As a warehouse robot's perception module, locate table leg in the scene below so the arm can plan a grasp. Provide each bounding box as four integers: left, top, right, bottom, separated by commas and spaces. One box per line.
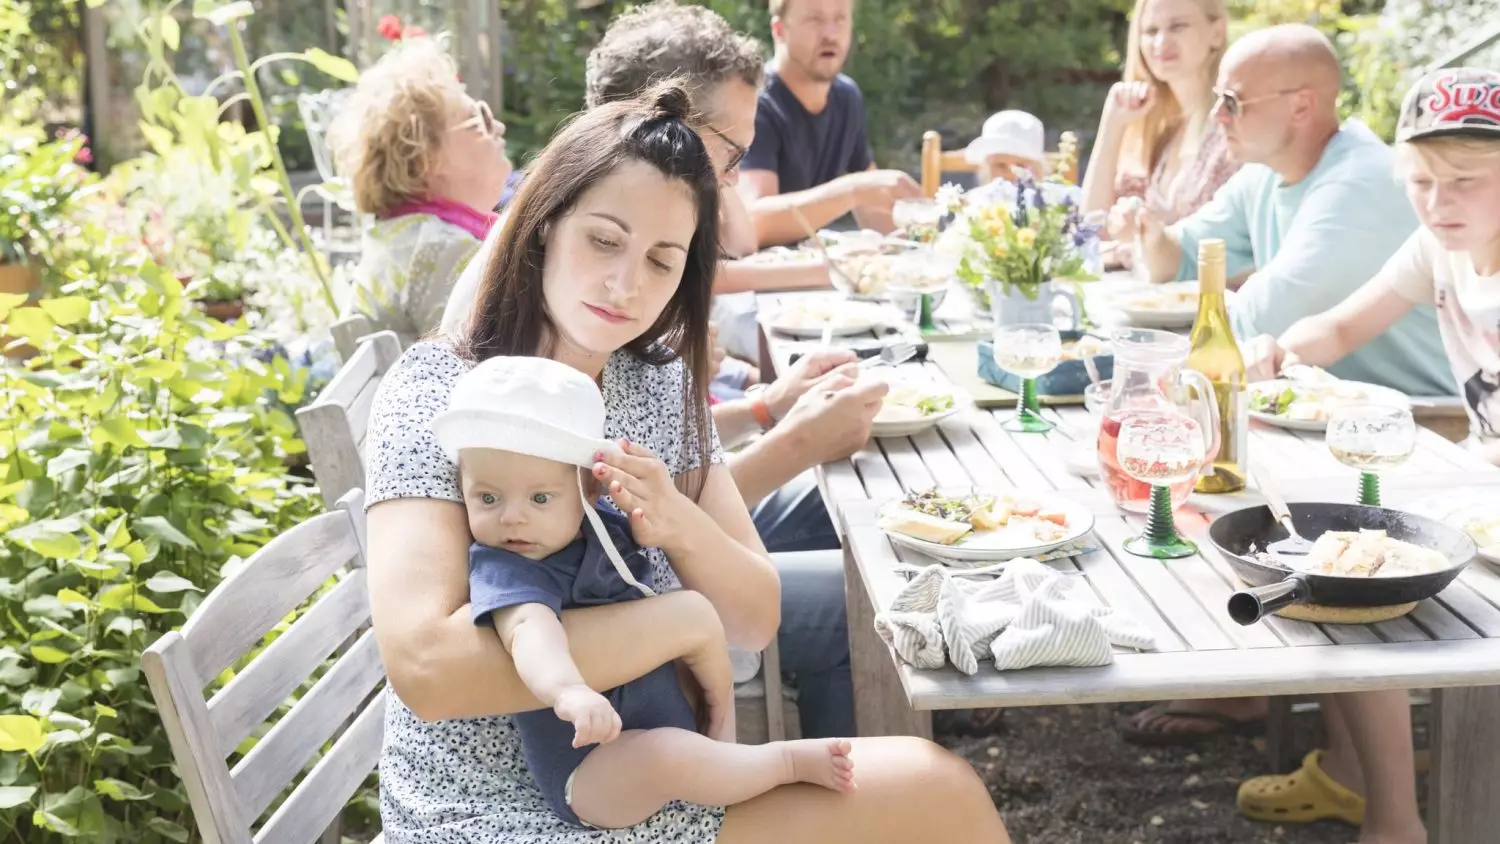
844, 543, 932, 740
756, 323, 778, 382
1429, 685, 1500, 843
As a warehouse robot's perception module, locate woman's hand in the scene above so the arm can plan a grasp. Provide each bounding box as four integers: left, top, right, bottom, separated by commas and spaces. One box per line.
594, 440, 710, 554
1105, 80, 1155, 127
708, 321, 728, 377
763, 347, 859, 419
1245, 334, 1291, 382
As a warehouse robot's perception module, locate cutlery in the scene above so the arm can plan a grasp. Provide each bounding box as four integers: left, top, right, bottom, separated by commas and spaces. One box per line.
859, 341, 919, 369
1253, 465, 1315, 557
789, 342, 928, 367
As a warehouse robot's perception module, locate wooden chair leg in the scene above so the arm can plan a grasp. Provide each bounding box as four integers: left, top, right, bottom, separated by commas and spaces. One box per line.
1265, 696, 1297, 771
762, 640, 786, 744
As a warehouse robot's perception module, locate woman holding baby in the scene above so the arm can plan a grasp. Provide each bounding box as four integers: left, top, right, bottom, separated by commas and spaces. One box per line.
361, 79, 1009, 842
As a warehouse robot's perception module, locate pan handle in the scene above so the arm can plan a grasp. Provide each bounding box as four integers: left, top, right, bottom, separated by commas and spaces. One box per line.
1228, 574, 1312, 626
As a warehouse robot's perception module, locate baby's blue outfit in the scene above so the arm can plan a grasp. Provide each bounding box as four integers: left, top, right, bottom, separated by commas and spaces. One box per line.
468, 505, 696, 828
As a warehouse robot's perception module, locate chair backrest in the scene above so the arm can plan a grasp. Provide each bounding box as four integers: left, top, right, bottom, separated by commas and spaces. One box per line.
329, 314, 376, 363
920, 130, 1079, 196
296, 89, 353, 185
143, 490, 381, 844
296, 331, 403, 508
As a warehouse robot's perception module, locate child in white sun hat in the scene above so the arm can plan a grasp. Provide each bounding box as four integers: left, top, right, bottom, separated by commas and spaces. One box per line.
433, 355, 855, 831
966, 110, 1048, 183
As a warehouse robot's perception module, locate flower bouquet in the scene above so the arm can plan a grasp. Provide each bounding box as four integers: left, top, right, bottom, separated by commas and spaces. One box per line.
935, 136, 1101, 313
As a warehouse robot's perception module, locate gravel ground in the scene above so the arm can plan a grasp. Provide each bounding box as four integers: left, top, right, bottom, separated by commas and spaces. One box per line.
942, 702, 1430, 844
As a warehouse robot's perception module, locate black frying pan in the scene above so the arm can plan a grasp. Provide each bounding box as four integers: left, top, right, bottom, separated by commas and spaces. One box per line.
1207, 503, 1476, 626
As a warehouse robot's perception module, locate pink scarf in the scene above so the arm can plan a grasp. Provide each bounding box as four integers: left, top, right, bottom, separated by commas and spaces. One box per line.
380, 196, 498, 240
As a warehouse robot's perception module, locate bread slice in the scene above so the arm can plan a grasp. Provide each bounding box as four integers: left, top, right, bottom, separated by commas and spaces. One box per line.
879, 508, 973, 545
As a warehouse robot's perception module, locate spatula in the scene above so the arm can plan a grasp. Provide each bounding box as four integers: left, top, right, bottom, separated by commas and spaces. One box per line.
1253, 466, 1314, 557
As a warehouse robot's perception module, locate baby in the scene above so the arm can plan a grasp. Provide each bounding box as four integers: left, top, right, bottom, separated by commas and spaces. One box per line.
432, 355, 855, 830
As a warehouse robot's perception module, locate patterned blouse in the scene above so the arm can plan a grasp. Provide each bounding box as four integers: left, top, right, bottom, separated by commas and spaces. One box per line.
1118, 121, 1238, 222
344, 214, 482, 348
365, 341, 727, 843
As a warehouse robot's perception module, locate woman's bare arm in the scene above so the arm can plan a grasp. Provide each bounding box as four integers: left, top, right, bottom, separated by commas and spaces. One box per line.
366, 497, 723, 722
666, 462, 781, 651
1081, 115, 1126, 215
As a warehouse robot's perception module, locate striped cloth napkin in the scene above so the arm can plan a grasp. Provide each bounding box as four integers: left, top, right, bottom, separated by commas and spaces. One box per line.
874, 559, 1157, 674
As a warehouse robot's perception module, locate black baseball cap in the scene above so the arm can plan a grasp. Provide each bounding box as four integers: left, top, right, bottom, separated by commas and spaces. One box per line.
1396, 67, 1500, 143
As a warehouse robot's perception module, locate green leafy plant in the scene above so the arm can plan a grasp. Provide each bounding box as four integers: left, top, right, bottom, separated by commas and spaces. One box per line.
0, 245, 322, 840
0, 131, 93, 278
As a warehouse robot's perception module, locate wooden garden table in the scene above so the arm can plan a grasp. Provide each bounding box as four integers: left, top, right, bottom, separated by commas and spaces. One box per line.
755, 288, 1500, 844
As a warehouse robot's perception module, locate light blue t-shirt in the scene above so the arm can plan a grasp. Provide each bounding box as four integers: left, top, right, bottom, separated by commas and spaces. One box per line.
1171, 120, 1455, 398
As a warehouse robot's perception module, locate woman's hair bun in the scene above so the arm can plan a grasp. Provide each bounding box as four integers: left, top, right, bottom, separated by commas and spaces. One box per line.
641, 79, 695, 123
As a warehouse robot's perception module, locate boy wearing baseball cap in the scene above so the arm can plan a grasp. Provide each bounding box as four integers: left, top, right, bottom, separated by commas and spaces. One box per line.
433, 356, 854, 831
1237, 68, 1500, 842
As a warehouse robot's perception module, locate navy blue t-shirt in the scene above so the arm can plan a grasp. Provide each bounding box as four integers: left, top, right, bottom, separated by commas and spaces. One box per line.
468, 506, 652, 625
743, 70, 874, 195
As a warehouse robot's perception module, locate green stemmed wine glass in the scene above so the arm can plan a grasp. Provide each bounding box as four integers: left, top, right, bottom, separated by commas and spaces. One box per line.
1118, 410, 1206, 559
1327, 404, 1416, 507
994, 322, 1062, 434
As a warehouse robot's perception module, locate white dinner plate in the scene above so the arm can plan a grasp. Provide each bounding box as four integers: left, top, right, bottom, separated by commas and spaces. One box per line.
877, 491, 1096, 562
871, 405, 960, 438
1115, 281, 1203, 329
1405, 494, 1500, 566
1247, 379, 1411, 432
767, 300, 891, 338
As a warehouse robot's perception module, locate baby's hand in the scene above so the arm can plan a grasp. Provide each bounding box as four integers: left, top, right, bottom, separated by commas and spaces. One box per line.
554, 686, 622, 748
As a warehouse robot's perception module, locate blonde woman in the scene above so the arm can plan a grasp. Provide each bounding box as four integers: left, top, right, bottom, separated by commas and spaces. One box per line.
1082, 0, 1236, 268
328, 37, 512, 347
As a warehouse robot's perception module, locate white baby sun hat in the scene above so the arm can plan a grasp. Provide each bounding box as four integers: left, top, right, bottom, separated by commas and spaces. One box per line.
433, 356, 653, 596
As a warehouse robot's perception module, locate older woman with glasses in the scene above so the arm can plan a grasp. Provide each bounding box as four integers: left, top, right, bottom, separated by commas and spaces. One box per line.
328, 37, 512, 347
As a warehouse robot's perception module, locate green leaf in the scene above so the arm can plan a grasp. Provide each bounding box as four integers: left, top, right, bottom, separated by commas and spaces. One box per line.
45, 448, 92, 478
29, 645, 70, 664
4, 306, 53, 342
303, 47, 359, 82
37, 296, 91, 326
95, 585, 167, 614
93, 417, 149, 449
102, 514, 130, 550
0, 786, 35, 810
145, 816, 190, 842
133, 516, 195, 549
6, 520, 83, 558
57, 588, 91, 608
144, 573, 200, 594
34, 786, 105, 837
95, 703, 117, 719
0, 714, 45, 753
195, 0, 254, 25
94, 778, 150, 802
22, 687, 61, 716
0, 292, 28, 320
160, 13, 180, 50
0, 660, 35, 688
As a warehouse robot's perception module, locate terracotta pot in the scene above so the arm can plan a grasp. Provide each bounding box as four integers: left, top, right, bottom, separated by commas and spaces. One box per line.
196, 298, 246, 321
0, 262, 40, 360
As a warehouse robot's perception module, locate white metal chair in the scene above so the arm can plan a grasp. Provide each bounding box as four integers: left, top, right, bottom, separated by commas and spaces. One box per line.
143, 490, 383, 844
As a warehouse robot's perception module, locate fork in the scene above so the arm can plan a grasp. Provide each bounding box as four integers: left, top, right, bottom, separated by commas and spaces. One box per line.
859, 341, 919, 369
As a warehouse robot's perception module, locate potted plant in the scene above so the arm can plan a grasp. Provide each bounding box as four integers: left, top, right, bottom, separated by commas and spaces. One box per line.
937, 136, 1101, 325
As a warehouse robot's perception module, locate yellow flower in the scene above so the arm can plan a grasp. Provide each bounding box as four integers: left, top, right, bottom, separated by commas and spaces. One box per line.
1016, 227, 1037, 248
985, 220, 1005, 239
989, 241, 1009, 259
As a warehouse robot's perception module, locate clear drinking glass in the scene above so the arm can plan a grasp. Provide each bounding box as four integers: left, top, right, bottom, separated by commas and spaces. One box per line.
993, 322, 1062, 433
1117, 410, 1207, 558
893, 198, 944, 244
1326, 404, 1416, 507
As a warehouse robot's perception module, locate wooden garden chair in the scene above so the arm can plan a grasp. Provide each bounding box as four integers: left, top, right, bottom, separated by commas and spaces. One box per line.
143, 489, 382, 844
296, 331, 799, 743
328, 314, 376, 363
920, 130, 1080, 197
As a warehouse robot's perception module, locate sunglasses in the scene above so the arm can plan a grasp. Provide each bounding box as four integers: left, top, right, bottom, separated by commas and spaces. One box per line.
706, 122, 749, 176
1212, 86, 1305, 118
454, 99, 499, 136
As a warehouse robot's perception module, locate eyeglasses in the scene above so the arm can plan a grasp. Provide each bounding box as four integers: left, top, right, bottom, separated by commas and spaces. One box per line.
453, 99, 499, 137
1212, 86, 1305, 118
705, 122, 749, 176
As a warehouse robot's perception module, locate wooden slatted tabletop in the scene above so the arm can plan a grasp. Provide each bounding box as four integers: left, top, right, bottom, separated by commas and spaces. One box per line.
755, 288, 1500, 844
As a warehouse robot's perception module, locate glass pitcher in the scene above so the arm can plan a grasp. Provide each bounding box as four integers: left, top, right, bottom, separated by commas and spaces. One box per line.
1096, 328, 1221, 514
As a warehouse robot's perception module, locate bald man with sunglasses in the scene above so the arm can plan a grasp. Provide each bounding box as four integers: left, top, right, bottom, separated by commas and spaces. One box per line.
1128, 23, 1452, 399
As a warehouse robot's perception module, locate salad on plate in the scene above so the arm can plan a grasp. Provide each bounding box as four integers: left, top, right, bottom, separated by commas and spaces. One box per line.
1249, 370, 1409, 427
876, 488, 1094, 560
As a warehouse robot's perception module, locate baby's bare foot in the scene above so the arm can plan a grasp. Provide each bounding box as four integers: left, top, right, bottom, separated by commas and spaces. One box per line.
783, 738, 856, 793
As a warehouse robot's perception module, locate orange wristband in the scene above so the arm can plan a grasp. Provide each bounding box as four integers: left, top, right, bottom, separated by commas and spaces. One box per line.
751, 397, 775, 431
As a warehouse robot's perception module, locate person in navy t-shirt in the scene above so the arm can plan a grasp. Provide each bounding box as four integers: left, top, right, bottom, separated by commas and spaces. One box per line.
737, 0, 923, 247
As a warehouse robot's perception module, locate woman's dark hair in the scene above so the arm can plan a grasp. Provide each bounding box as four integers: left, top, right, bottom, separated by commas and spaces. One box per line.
457, 81, 721, 499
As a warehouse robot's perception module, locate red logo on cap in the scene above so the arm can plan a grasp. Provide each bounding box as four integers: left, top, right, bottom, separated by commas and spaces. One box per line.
1425, 73, 1500, 126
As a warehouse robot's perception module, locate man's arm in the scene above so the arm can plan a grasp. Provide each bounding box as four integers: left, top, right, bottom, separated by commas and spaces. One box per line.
738, 169, 869, 247
852, 163, 897, 233
1228, 178, 1416, 341
715, 259, 831, 294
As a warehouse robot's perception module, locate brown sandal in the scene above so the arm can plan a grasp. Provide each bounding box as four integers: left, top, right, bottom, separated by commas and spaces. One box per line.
1118, 703, 1266, 746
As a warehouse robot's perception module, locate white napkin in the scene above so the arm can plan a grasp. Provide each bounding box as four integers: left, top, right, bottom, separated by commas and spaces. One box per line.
874, 559, 1156, 674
